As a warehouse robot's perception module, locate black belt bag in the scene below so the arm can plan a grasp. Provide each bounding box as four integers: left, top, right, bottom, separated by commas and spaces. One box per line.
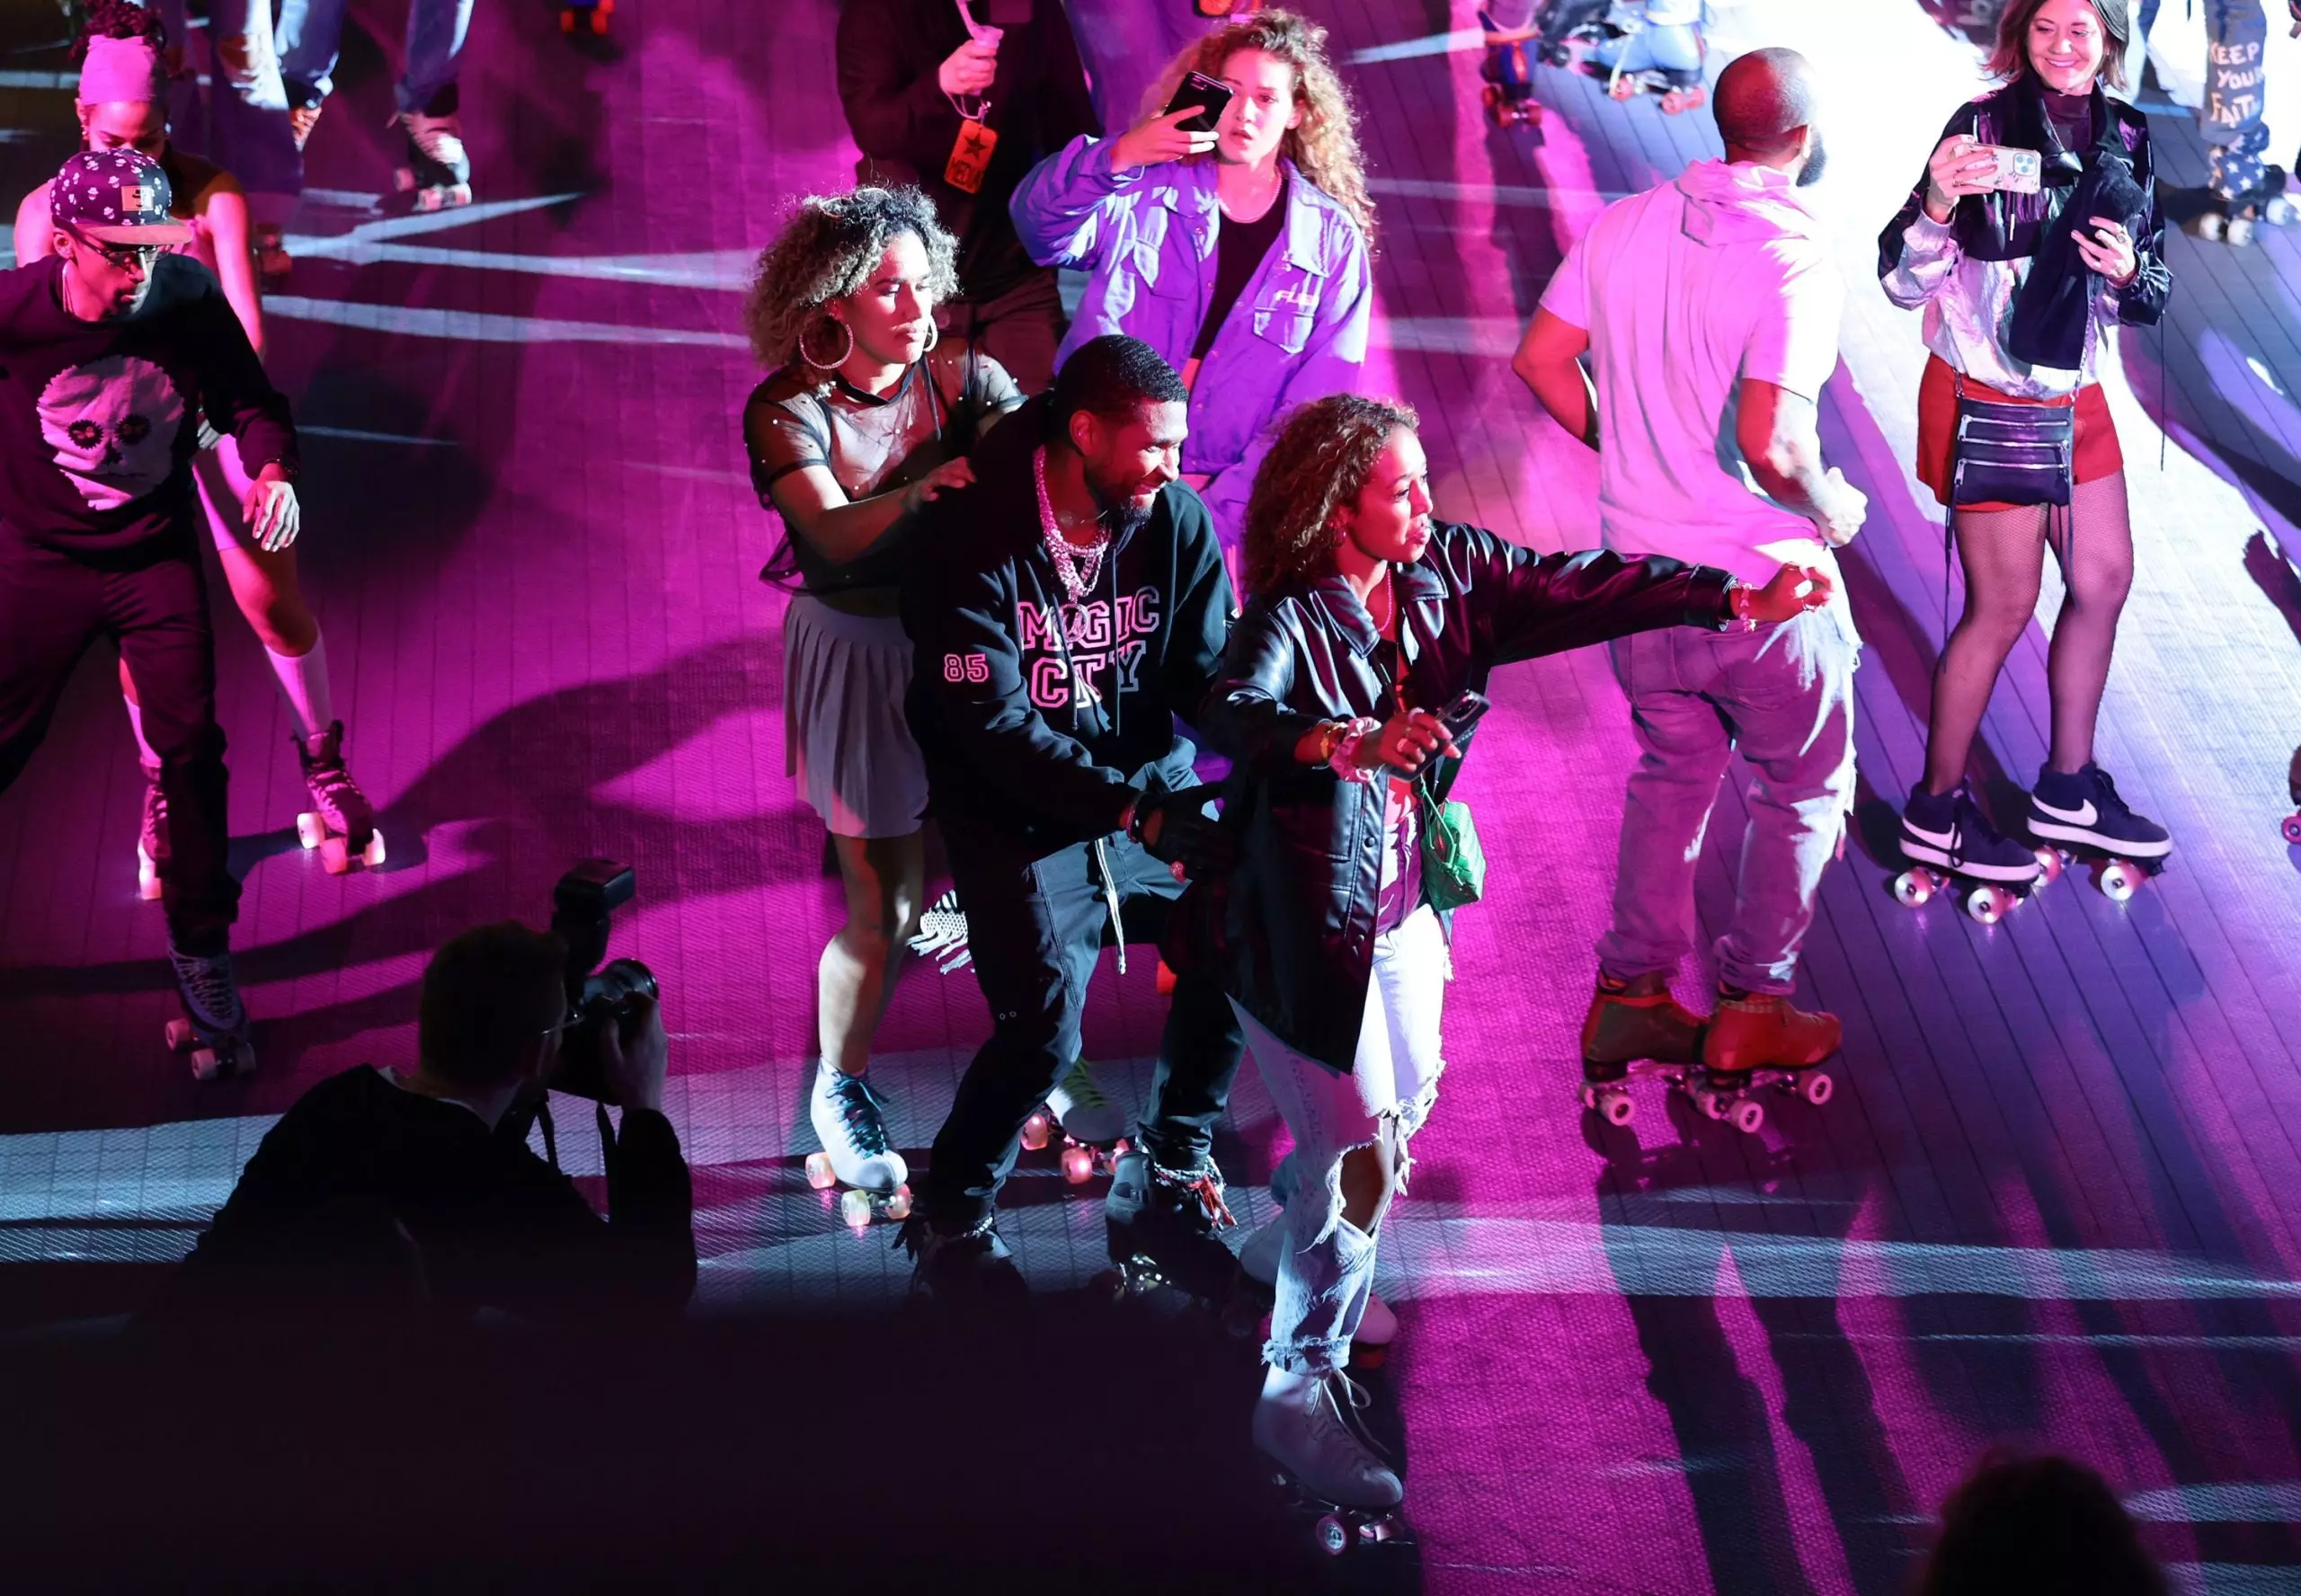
1950, 375, 2076, 509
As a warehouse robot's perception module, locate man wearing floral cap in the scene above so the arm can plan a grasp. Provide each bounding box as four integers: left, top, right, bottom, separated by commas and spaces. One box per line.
0, 146, 299, 1080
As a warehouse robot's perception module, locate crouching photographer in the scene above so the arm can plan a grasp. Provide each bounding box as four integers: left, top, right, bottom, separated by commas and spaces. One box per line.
138, 912, 696, 1340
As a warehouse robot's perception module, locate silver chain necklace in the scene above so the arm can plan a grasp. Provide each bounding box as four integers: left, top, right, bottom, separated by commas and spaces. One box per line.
1033, 447, 1113, 601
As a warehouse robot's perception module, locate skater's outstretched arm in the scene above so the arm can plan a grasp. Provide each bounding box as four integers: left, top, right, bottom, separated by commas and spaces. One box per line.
1442, 527, 1737, 664
1513, 307, 1598, 448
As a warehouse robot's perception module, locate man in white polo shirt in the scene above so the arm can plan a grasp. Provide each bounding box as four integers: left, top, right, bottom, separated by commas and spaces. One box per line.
1514, 45, 1867, 1084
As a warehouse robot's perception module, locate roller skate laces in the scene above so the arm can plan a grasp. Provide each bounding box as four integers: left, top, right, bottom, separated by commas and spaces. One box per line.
168, 940, 246, 1038
1044, 1057, 1127, 1144
808, 1063, 909, 1193
296, 721, 385, 873
1148, 1156, 1236, 1230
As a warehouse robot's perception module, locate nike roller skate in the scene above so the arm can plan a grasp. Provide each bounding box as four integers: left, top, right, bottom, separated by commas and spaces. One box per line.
393, 109, 472, 211
136, 759, 167, 901
1021, 1057, 1129, 1184
1479, 9, 1542, 128
1256, 1366, 1406, 1556
805, 1061, 913, 1228
295, 721, 386, 875
166, 935, 255, 1081
2025, 762, 2171, 903
1896, 781, 2049, 924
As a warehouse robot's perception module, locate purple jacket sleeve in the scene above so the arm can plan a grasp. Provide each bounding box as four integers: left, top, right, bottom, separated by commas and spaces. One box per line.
1011, 133, 1142, 269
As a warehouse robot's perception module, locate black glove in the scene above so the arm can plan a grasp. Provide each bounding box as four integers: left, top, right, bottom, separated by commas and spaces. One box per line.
1135, 785, 1235, 875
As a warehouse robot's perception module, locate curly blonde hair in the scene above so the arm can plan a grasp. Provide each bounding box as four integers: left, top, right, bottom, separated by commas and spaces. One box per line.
742, 186, 959, 370
1243, 394, 1420, 595
1141, 8, 1377, 248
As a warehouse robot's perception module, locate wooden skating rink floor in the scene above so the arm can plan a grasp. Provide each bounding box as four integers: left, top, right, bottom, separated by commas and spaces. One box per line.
4, 2, 2301, 1590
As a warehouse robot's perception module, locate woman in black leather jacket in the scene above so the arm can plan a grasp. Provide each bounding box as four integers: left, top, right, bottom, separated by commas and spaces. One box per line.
1198, 395, 1827, 1515
1879, 0, 2172, 890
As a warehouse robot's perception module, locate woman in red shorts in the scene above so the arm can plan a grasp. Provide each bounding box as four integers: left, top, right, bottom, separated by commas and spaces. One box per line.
1879, 0, 2172, 886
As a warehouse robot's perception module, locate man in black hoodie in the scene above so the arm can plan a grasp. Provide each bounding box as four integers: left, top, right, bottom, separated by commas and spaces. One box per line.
902, 334, 1245, 1297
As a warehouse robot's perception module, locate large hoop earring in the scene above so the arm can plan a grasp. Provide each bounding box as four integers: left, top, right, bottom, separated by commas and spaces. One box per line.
798, 316, 855, 371
920, 317, 941, 355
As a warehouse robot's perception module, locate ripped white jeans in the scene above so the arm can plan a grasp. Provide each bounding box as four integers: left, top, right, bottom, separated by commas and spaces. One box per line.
1232, 904, 1448, 1376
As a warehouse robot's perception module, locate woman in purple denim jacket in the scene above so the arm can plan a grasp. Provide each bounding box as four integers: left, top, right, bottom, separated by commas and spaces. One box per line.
1010, 9, 1375, 557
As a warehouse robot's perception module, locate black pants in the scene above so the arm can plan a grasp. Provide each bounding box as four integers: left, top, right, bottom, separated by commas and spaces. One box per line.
0, 532, 237, 947
938, 269, 1066, 396
928, 820, 1246, 1229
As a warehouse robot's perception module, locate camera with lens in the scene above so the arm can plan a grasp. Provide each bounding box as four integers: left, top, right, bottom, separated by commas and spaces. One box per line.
546, 859, 657, 1104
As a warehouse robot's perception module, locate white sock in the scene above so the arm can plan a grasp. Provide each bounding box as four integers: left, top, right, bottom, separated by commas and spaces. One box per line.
123, 692, 157, 767
268, 632, 333, 743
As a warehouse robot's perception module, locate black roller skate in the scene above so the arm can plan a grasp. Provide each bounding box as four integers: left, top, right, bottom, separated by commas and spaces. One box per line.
136, 759, 167, 902
167, 935, 255, 1081
2026, 762, 2172, 903
1479, 9, 1541, 128
896, 1211, 1029, 1304
296, 720, 386, 875
393, 109, 472, 211
1896, 781, 2050, 924
1101, 1149, 1241, 1308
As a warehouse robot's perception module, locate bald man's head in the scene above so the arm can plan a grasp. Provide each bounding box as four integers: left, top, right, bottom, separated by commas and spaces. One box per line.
1714, 48, 1817, 164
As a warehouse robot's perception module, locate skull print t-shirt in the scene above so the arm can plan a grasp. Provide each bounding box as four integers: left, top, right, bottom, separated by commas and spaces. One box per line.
0, 252, 297, 555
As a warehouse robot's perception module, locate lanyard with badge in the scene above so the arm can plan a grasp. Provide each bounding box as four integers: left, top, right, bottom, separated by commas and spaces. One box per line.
945, 1, 1000, 194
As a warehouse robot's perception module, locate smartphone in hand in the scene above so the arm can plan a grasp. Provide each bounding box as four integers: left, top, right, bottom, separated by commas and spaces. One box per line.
1971, 144, 2041, 195
1435, 689, 1490, 745
1164, 70, 1234, 135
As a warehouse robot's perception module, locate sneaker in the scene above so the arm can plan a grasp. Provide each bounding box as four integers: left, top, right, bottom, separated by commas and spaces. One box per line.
1580, 971, 1704, 1081
1901, 783, 2045, 883
809, 1061, 909, 1193
896, 1212, 1026, 1303
1044, 1057, 1128, 1144
1253, 1365, 1403, 1511
1703, 985, 1839, 1074
1237, 1212, 1398, 1347
2028, 763, 2172, 860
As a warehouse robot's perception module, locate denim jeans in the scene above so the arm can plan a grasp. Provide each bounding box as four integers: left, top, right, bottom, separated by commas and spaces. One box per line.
1597, 605, 1859, 997
275, 0, 475, 115
1233, 905, 1447, 1376
928, 820, 1245, 1229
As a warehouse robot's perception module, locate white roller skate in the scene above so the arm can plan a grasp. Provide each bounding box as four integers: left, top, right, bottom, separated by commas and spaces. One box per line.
296, 721, 386, 875
166, 936, 255, 1081
136, 759, 166, 901
1239, 1210, 1399, 1360
1022, 1057, 1129, 1184
394, 110, 472, 211
806, 1061, 912, 1228
1256, 1365, 1406, 1555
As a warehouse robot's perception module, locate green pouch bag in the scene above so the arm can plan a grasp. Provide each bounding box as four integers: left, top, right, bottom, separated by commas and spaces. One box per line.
1417, 778, 1485, 911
